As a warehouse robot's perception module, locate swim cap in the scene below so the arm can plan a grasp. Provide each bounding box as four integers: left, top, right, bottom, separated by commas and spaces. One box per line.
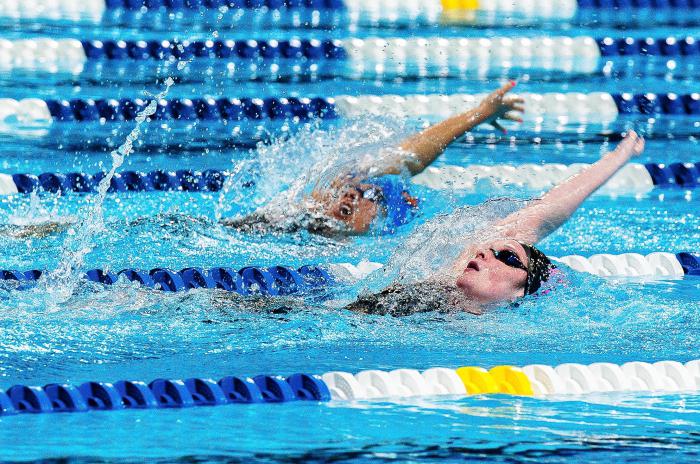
365, 176, 418, 233
519, 242, 555, 295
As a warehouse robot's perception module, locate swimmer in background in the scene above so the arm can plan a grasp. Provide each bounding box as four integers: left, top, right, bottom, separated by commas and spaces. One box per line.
346, 130, 646, 315
222, 81, 526, 236
4, 82, 522, 239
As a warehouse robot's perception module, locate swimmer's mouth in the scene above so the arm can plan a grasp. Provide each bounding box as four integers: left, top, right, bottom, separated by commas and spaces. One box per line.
466, 261, 480, 272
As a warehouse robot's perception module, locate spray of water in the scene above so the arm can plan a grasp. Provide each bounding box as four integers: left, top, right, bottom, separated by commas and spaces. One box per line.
216, 116, 419, 232
40, 78, 175, 305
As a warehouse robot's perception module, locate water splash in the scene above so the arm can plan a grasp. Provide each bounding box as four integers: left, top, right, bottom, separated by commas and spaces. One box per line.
7, 191, 74, 227
39, 78, 175, 305
218, 116, 419, 232
366, 198, 526, 288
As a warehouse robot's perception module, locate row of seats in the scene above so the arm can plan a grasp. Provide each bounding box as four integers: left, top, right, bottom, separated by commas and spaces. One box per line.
1, 265, 333, 296
0, 373, 330, 415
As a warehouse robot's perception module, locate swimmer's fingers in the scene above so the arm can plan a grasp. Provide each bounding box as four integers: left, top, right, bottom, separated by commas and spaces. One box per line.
496, 80, 517, 97
490, 120, 507, 133
503, 111, 524, 123
503, 96, 525, 108
633, 135, 645, 155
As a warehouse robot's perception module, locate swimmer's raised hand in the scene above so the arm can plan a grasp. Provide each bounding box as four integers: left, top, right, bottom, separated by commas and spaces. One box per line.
477, 81, 525, 133
614, 130, 645, 158
368, 81, 529, 179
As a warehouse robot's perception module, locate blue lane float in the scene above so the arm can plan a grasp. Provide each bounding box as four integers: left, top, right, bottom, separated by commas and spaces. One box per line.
0, 372, 330, 416
0, 253, 698, 295
2, 162, 699, 197
6, 169, 229, 195
8, 91, 700, 147
6, 0, 700, 29
24, 93, 700, 124
4, 36, 700, 83
0, 265, 334, 296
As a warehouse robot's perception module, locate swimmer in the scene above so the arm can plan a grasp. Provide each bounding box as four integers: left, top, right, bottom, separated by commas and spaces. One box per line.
222, 81, 525, 236
2, 82, 522, 239
346, 130, 646, 315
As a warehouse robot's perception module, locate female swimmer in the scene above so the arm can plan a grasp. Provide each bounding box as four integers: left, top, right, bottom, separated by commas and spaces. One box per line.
222, 81, 525, 236
346, 130, 646, 315
4, 82, 523, 239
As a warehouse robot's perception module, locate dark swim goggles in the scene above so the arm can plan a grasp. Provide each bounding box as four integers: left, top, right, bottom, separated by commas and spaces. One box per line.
490, 248, 528, 272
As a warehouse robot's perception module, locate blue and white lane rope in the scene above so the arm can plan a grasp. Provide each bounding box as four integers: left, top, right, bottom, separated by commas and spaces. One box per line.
4, 91, 700, 132
2, 162, 699, 196
2, 36, 699, 79
3, 0, 700, 27
4, 359, 700, 416
1, 252, 698, 295
413, 161, 700, 193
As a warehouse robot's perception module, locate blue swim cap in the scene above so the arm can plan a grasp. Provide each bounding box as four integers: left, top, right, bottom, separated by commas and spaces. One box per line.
365, 176, 418, 234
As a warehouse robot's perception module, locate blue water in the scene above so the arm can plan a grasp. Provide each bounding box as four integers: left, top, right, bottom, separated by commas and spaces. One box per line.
0, 7, 700, 463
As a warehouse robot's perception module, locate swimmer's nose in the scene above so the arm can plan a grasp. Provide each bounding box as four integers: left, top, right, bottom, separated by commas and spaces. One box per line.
344, 189, 359, 202
474, 248, 488, 260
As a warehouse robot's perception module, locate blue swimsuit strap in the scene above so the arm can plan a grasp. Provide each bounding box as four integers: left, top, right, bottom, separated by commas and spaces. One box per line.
365, 176, 418, 232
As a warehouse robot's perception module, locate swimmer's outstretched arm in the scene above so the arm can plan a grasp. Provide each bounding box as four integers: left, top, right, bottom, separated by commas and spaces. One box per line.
496, 131, 646, 244
386, 81, 524, 176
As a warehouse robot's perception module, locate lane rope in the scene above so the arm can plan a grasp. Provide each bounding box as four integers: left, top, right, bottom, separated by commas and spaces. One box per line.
3, 91, 700, 133
3, 358, 700, 416
1, 36, 698, 80
412, 161, 700, 193
3, 0, 700, 27
2, 161, 699, 196
1, 252, 697, 295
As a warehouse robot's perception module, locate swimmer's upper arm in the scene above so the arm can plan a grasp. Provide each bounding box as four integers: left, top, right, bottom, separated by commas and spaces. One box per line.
493, 201, 557, 245
492, 132, 644, 245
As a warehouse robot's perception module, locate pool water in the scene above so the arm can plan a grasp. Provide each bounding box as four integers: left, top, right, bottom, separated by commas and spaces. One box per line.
0, 5, 699, 463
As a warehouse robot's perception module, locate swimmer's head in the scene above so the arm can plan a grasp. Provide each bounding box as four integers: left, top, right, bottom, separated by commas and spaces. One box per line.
455, 240, 554, 303
323, 179, 418, 235
519, 242, 554, 295
324, 183, 384, 234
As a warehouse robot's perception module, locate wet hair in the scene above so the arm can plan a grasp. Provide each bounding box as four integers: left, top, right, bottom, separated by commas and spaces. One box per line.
519, 242, 555, 295
345, 281, 469, 316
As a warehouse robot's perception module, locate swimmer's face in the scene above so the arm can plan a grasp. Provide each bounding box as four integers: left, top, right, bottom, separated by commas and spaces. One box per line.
326, 184, 381, 234
455, 240, 529, 303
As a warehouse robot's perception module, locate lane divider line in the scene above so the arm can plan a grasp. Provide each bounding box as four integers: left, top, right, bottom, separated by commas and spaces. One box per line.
5, 0, 700, 27
2, 161, 699, 196
1, 36, 699, 80
4, 359, 700, 416
0, 252, 698, 295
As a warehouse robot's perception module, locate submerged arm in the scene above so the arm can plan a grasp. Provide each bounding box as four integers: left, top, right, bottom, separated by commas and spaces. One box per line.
495, 131, 646, 245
